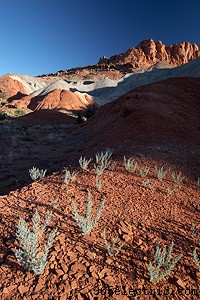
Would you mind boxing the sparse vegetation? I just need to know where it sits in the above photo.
[143,178,156,190]
[192,224,200,269]
[172,171,185,183]
[124,156,138,173]
[13,209,57,275]
[94,148,113,175]
[94,163,106,176]
[148,241,182,282]
[95,148,113,166]
[29,167,47,181]
[96,175,103,191]
[72,104,97,123]
[0,91,8,102]
[0,141,198,293]
[166,186,178,195]
[14,109,27,117]
[71,191,105,235]
[103,228,125,256]
[79,156,92,170]
[63,168,77,184]
[138,166,149,178]
[155,165,170,181]
[107,161,117,172]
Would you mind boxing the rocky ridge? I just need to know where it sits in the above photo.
[98,39,200,71]
[39,39,200,80]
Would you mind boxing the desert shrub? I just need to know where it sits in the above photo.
[124,156,138,173]
[192,224,200,270]
[29,167,47,181]
[14,109,26,117]
[103,228,125,256]
[63,168,77,184]
[94,164,106,176]
[138,166,149,178]
[148,241,182,282]
[107,161,117,171]
[193,248,200,270]
[166,186,178,195]
[72,104,97,123]
[172,171,185,183]
[155,165,170,181]
[0,91,7,100]
[71,191,105,235]
[96,175,103,191]
[79,156,92,170]
[143,178,155,190]
[94,148,113,175]
[95,148,113,165]
[13,209,57,275]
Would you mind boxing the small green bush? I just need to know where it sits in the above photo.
[63,168,77,184]
[103,228,125,256]
[138,166,149,178]
[71,191,105,235]
[172,171,185,183]
[14,209,57,275]
[95,148,113,165]
[143,178,155,190]
[79,156,92,170]
[192,224,200,270]
[94,148,113,175]
[155,166,170,181]
[14,109,26,117]
[124,156,138,173]
[29,167,47,181]
[148,241,182,282]
[96,175,103,191]
[72,104,97,123]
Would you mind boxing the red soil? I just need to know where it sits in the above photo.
[0,77,199,299]
[15,110,77,125]
[80,77,200,148]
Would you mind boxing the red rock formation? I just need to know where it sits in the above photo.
[98,39,200,71]
[10,89,94,113]
[0,75,27,100]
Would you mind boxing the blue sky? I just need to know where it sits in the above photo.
[1,0,200,76]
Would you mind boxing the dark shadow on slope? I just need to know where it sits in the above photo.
[70,103,98,123]
[0,78,199,195]
[7,92,28,102]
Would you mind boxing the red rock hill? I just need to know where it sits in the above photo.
[98,39,200,71]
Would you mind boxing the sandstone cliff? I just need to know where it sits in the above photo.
[98,39,200,71]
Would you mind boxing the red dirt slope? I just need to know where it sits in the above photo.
[15,109,77,124]
[80,77,200,149]
[0,77,200,299]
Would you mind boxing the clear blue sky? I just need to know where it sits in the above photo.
[1,0,200,76]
